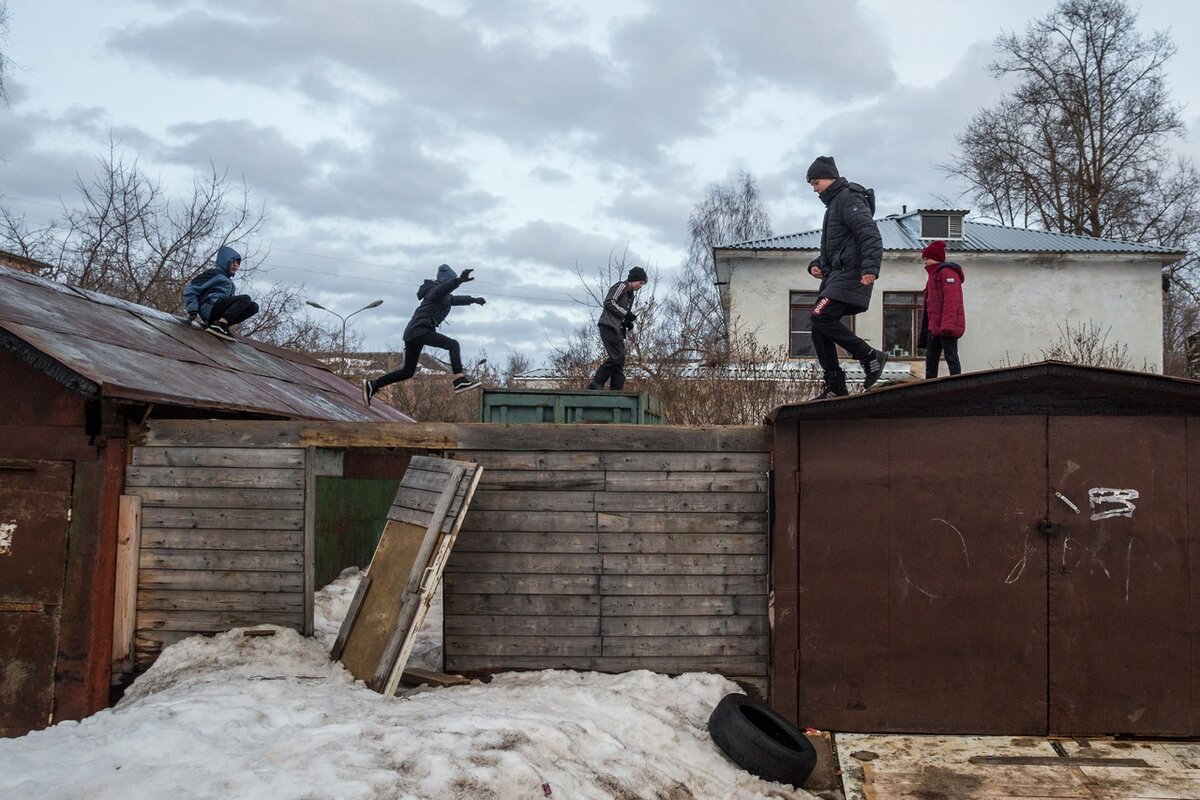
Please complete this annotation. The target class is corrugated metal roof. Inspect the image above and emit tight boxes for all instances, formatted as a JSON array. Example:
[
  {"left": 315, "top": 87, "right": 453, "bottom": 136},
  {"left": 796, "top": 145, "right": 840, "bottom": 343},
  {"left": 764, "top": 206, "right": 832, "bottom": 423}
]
[
  {"left": 0, "top": 265, "right": 412, "bottom": 422},
  {"left": 720, "top": 212, "right": 1186, "bottom": 256}
]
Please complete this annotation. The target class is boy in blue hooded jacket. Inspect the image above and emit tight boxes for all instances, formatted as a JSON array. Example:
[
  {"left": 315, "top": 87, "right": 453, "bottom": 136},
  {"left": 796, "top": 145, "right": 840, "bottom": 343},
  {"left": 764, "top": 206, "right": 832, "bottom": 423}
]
[
  {"left": 182, "top": 245, "right": 260, "bottom": 340},
  {"left": 362, "top": 264, "right": 486, "bottom": 404}
]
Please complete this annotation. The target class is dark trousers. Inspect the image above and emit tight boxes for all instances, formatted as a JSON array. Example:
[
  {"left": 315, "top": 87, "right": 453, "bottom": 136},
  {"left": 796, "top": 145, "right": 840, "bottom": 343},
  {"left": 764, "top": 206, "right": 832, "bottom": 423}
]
[
  {"left": 589, "top": 325, "right": 626, "bottom": 390},
  {"left": 810, "top": 297, "right": 872, "bottom": 373},
  {"left": 925, "top": 335, "right": 961, "bottom": 378},
  {"left": 208, "top": 295, "right": 259, "bottom": 326},
  {"left": 375, "top": 331, "right": 462, "bottom": 389}
]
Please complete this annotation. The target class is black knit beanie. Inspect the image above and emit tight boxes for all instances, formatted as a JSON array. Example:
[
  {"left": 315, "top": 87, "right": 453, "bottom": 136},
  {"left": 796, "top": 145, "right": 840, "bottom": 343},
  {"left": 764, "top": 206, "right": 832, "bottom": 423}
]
[
  {"left": 806, "top": 156, "right": 839, "bottom": 182},
  {"left": 627, "top": 266, "right": 648, "bottom": 282}
]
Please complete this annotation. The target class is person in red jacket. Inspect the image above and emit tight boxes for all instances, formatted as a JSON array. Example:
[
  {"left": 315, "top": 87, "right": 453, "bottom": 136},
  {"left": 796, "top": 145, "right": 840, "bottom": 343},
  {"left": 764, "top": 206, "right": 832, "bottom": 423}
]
[{"left": 919, "top": 240, "right": 966, "bottom": 378}]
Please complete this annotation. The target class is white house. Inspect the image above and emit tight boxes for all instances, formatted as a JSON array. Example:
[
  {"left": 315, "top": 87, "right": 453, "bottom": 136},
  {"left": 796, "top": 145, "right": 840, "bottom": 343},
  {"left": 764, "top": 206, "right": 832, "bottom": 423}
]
[{"left": 713, "top": 209, "right": 1186, "bottom": 375}]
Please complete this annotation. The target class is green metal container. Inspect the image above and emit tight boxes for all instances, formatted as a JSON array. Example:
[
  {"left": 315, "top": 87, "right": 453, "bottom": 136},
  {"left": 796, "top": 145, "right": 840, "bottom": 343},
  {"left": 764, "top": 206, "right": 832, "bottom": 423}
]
[{"left": 480, "top": 388, "right": 664, "bottom": 424}]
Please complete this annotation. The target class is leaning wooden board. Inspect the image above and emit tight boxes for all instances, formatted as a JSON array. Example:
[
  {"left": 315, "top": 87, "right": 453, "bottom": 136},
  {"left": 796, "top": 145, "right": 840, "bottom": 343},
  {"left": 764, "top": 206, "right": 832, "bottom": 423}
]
[{"left": 331, "top": 455, "right": 482, "bottom": 694}]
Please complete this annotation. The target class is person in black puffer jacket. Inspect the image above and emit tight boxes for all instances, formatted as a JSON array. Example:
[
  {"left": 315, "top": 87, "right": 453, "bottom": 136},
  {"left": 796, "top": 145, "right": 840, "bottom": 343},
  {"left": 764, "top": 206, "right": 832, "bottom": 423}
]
[
  {"left": 362, "top": 264, "right": 486, "bottom": 404},
  {"left": 804, "top": 156, "right": 888, "bottom": 398}
]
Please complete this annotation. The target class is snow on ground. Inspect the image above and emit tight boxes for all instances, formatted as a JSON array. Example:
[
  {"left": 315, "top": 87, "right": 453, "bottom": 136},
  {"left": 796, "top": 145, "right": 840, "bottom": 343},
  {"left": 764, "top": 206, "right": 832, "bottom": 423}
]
[{"left": 0, "top": 571, "right": 813, "bottom": 800}]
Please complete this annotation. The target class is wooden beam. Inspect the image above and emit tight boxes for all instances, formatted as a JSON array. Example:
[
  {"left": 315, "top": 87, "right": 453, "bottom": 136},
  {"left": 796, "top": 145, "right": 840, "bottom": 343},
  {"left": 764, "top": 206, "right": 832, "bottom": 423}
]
[
  {"left": 303, "top": 446, "right": 316, "bottom": 637},
  {"left": 111, "top": 495, "right": 142, "bottom": 671}
]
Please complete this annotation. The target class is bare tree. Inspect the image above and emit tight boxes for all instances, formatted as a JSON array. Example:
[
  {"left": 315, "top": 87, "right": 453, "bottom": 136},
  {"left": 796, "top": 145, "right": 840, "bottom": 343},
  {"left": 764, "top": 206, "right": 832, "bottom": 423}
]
[
  {"left": 0, "top": 142, "right": 339, "bottom": 350},
  {"left": 0, "top": 1, "right": 9, "bottom": 104}
]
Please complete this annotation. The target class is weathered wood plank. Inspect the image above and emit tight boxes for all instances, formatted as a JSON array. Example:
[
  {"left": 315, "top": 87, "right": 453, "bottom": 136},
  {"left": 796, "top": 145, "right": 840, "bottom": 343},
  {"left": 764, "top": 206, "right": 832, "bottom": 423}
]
[
  {"left": 444, "top": 655, "right": 767, "bottom": 675},
  {"left": 303, "top": 446, "right": 316, "bottom": 637},
  {"left": 600, "top": 553, "right": 767, "bottom": 576},
  {"left": 454, "top": 451, "right": 604, "bottom": 470},
  {"left": 132, "top": 447, "right": 304, "bottom": 468},
  {"left": 399, "top": 468, "right": 458, "bottom": 493},
  {"left": 602, "top": 635, "right": 767, "bottom": 657},
  {"left": 139, "top": 529, "right": 304, "bottom": 551},
  {"left": 139, "top": 548, "right": 304, "bottom": 572},
  {"left": 594, "top": 491, "right": 765, "bottom": 513},
  {"left": 140, "top": 508, "right": 305, "bottom": 530},
  {"left": 601, "top": 615, "right": 767, "bottom": 637},
  {"left": 598, "top": 533, "right": 766, "bottom": 555},
  {"left": 126, "top": 486, "right": 305, "bottom": 510},
  {"left": 138, "top": 569, "right": 304, "bottom": 592},
  {"left": 133, "top": 420, "right": 304, "bottom": 448},
  {"left": 445, "top": 615, "right": 599, "bottom": 637},
  {"left": 136, "top": 589, "right": 303, "bottom": 613},
  {"left": 460, "top": 510, "right": 597, "bottom": 533},
  {"left": 602, "top": 594, "right": 768, "bottom": 616},
  {"left": 453, "top": 531, "right": 598, "bottom": 554},
  {"left": 445, "top": 552, "right": 601, "bottom": 575},
  {"left": 445, "top": 635, "right": 601, "bottom": 657},
  {"left": 111, "top": 495, "right": 142, "bottom": 666},
  {"left": 470, "top": 490, "right": 597, "bottom": 512},
  {"left": 598, "top": 451, "right": 770, "bottom": 472},
  {"left": 444, "top": 594, "right": 600, "bottom": 616},
  {"left": 597, "top": 512, "right": 766, "bottom": 534},
  {"left": 599, "top": 574, "right": 767, "bottom": 595},
  {"left": 125, "top": 466, "right": 304, "bottom": 489},
  {"left": 477, "top": 470, "right": 606, "bottom": 491},
  {"left": 604, "top": 473, "right": 768, "bottom": 493},
  {"left": 442, "top": 573, "right": 598, "bottom": 594},
  {"left": 136, "top": 609, "right": 304, "bottom": 632}
]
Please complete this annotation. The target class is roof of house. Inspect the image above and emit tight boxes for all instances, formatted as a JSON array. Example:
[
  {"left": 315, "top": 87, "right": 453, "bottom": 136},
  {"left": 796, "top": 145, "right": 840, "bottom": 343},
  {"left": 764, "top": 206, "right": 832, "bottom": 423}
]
[
  {"left": 0, "top": 265, "right": 412, "bottom": 422},
  {"left": 770, "top": 361, "right": 1200, "bottom": 421},
  {"left": 717, "top": 210, "right": 1187, "bottom": 258}
]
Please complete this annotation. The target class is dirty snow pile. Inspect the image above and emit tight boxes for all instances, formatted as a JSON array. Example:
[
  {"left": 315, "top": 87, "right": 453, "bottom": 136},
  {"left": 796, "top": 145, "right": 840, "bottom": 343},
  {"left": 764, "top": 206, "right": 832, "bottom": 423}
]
[{"left": 0, "top": 571, "right": 813, "bottom": 800}]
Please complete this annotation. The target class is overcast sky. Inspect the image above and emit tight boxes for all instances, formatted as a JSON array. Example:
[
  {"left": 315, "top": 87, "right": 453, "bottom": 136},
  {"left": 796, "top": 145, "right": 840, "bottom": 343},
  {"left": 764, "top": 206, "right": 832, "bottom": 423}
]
[{"left": 3, "top": 0, "right": 1199, "bottom": 366}]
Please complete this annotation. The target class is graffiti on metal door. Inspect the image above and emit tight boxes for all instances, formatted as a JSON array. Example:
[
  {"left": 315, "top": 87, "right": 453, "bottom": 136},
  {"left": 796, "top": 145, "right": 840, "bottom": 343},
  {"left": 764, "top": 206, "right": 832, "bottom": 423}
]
[{"left": 1088, "top": 488, "right": 1139, "bottom": 521}]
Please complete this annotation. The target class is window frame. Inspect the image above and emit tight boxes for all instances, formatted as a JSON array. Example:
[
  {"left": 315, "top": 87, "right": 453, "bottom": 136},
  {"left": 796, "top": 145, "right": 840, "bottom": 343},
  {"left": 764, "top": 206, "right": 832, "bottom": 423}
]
[
  {"left": 882, "top": 290, "right": 926, "bottom": 360},
  {"left": 789, "top": 290, "right": 855, "bottom": 359}
]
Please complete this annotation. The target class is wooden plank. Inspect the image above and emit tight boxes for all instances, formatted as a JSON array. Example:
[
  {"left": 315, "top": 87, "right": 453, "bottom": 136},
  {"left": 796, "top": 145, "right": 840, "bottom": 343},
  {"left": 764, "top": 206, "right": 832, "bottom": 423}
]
[
  {"left": 453, "top": 531, "right": 598, "bottom": 554},
  {"left": 454, "top": 451, "right": 604, "bottom": 470},
  {"left": 477, "top": 470, "right": 605, "bottom": 491},
  {"left": 330, "top": 574, "right": 370, "bottom": 661},
  {"left": 303, "top": 446, "right": 316, "bottom": 637},
  {"left": 125, "top": 466, "right": 304, "bottom": 489},
  {"left": 135, "top": 609, "right": 304, "bottom": 632},
  {"left": 598, "top": 574, "right": 767, "bottom": 595},
  {"left": 460, "top": 510, "right": 596, "bottom": 533},
  {"left": 597, "top": 512, "right": 766, "bottom": 534},
  {"left": 400, "top": 668, "right": 471, "bottom": 688},
  {"left": 604, "top": 473, "right": 768, "bottom": 493},
  {"left": 445, "top": 635, "right": 601, "bottom": 657},
  {"left": 138, "top": 529, "right": 304, "bottom": 551},
  {"left": 444, "top": 594, "right": 600, "bottom": 616},
  {"left": 111, "top": 495, "right": 142, "bottom": 667},
  {"left": 602, "top": 594, "right": 768, "bottom": 616},
  {"left": 136, "top": 589, "right": 303, "bottom": 613},
  {"left": 407, "top": 455, "right": 468, "bottom": 475},
  {"left": 443, "top": 573, "right": 598, "bottom": 594},
  {"left": 594, "top": 491, "right": 766, "bottom": 513},
  {"left": 140, "top": 508, "right": 305, "bottom": 530},
  {"left": 444, "top": 552, "right": 601, "bottom": 575},
  {"left": 400, "top": 468, "right": 458, "bottom": 493},
  {"left": 598, "top": 451, "right": 770, "bottom": 472},
  {"left": 132, "top": 447, "right": 304, "bottom": 468},
  {"left": 601, "top": 635, "right": 766, "bottom": 657},
  {"left": 471, "top": 490, "right": 597, "bottom": 512},
  {"left": 445, "top": 615, "right": 600, "bottom": 637},
  {"left": 133, "top": 420, "right": 303, "bottom": 448},
  {"left": 137, "top": 569, "right": 304, "bottom": 592},
  {"left": 600, "top": 553, "right": 765, "bottom": 576},
  {"left": 598, "top": 533, "right": 766, "bottom": 555},
  {"left": 139, "top": 549, "right": 304, "bottom": 572},
  {"left": 126, "top": 486, "right": 305, "bottom": 510},
  {"left": 770, "top": 416, "right": 800, "bottom": 724},
  {"left": 444, "top": 655, "right": 767, "bottom": 675},
  {"left": 601, "top": 615, "right": 768, "bottom": 637}
]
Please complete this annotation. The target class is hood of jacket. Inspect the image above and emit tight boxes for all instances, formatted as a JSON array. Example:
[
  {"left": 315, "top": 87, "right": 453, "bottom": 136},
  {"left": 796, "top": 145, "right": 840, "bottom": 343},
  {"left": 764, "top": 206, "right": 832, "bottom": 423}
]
[
  {"left": 436, "top": 264, "right": 457, "bottom": 283},
  {"left": 926, "top": 261, "right": 965, "bottom": 283},
  {"left": 215, "top": 245, "right": 241, "bottom": 276}
]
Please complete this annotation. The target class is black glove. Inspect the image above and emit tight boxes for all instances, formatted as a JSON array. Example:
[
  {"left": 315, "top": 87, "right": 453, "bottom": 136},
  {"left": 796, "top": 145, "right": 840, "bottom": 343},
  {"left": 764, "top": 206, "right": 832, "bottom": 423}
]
[
  {"left": 624, "top": 312, "right": 637, "bottom": 324},
  {"left": 622, "top": 318, "right": 635, "bottom": 331},
  {"left": 474, "top": 297, "right": 486, "bottom": 305},
  {"left": 459, "top": 268, "right": 474, "bottom": 282}
]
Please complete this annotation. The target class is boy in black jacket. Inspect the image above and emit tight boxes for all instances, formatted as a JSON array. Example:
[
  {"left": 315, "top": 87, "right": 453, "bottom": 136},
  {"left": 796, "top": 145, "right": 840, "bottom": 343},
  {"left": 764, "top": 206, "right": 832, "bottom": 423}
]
[
  {"left": 587, "top": 266, "right": 647, "bottom": 391},
  {"left": 362, "top": 264, "right": 486, "bottom": 404}
]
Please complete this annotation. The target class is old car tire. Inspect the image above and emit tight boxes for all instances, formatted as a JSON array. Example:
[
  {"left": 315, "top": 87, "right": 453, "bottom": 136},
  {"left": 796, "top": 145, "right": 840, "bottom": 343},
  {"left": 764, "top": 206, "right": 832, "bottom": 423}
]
[{"left": 707, "top": 692, "right": 817, "bottom": 787}]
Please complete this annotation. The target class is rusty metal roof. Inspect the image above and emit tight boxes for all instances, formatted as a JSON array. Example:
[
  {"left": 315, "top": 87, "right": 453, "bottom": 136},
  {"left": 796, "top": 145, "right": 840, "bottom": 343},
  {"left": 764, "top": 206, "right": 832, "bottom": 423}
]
[
  {"left": 0, "top": 265, "right": 412, "bottom": 422},
  {"left": 770, "top": 361, "right": 1200, "bottom": 421}
]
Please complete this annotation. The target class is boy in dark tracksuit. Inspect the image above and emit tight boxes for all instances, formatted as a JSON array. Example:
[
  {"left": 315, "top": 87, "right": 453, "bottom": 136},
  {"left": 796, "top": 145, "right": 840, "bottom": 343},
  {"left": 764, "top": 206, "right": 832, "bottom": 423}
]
[
  {"left": 182, "top": 245, "right": 259, "bottom": 340},
  {"left": 362, "top": 264, "right": 486, "bottom": 404},
  {"left": 588, "top": 266, "right": 647, "bottom": 391}
]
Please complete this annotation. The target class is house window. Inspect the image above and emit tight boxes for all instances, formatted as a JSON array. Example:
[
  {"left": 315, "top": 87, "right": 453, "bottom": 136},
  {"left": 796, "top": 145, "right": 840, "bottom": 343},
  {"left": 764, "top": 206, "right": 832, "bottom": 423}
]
[
  {"left": 919, "top": 211, "right": 965, "bottom": 240},
  {"left": 883, "top": 292, "right": 925, "bottom": 358},
  {"left": 789, "top": 291, "right": 854, "bottom": 358}
]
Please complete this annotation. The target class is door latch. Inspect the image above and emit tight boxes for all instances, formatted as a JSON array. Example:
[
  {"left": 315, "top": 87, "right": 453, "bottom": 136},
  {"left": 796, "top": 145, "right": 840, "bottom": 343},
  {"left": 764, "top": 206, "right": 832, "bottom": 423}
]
[{"left": 1038, "top": 518, "right": 1063, "bottom": 536}]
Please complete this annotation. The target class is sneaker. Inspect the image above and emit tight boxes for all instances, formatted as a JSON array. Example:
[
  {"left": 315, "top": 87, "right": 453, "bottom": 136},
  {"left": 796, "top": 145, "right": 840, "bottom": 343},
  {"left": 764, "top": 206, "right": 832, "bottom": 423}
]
[
  {"left": 361, "top": 378, "right": 375, "bottom": 407},
  {"left": 814, "top": 369, "right": 849, "bottom": 400},
  {"left": 206, "top": 321, "right": 234, "bottom": 340},
  {"left": 453, "top": 376, "right": 482, "bottom": 394},
  {"left": 860, "top": 349, "right": 888, "bottom": 389}
]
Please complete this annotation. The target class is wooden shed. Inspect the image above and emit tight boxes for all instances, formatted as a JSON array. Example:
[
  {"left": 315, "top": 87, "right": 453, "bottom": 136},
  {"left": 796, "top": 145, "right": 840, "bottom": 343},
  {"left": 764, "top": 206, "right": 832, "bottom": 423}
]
[
  {"left": 768, "top": 361, "right": 1200, "bottom": 736},
  {"left": 0, "top": 266, "right": 408, "bottom": 738}
]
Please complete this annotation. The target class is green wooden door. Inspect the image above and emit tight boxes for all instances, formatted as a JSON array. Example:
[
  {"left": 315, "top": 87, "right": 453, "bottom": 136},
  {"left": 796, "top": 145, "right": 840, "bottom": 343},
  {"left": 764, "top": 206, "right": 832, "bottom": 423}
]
[{"left": 313, "top": 477, "right": 400, "bottom": 588}]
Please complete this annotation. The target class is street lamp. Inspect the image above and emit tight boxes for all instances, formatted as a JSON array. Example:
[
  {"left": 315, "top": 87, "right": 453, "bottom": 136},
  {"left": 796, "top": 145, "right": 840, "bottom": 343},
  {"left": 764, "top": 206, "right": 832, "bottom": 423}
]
[{"left": 305, "top": 298, "right": 384, "bottom": 375}]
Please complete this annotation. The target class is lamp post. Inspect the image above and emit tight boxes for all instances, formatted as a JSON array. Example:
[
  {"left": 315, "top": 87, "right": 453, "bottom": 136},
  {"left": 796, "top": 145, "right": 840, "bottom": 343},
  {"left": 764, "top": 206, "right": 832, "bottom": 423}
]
[{"left": 305, "top": 299, "right": 384, "bottom": 375}]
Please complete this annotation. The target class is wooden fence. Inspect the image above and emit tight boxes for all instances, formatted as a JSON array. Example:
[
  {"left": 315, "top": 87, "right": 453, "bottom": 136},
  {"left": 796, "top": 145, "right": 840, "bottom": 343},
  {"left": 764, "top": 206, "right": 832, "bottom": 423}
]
[{"left": 126, "top": 421, "right": 771, "bottom": 685}]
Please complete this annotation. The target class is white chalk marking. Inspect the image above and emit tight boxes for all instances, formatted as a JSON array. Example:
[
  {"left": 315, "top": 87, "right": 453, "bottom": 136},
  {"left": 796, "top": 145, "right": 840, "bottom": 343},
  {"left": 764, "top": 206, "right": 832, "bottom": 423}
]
[
  {"left": 1088, "top": 488, "right": 1139, "bottom": 521},
  {"left": 0, "top": 521, "right": 14, "bottom": 556}
]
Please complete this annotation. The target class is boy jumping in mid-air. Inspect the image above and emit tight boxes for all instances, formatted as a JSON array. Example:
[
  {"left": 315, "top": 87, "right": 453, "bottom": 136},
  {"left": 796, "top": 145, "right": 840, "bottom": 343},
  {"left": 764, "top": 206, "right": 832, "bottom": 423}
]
[
  {"left": 587, "top": 266, "right": 647, "bottom": 391},
  {"left": 362, "top": 264, "right": 486, "bottom": 405}
]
